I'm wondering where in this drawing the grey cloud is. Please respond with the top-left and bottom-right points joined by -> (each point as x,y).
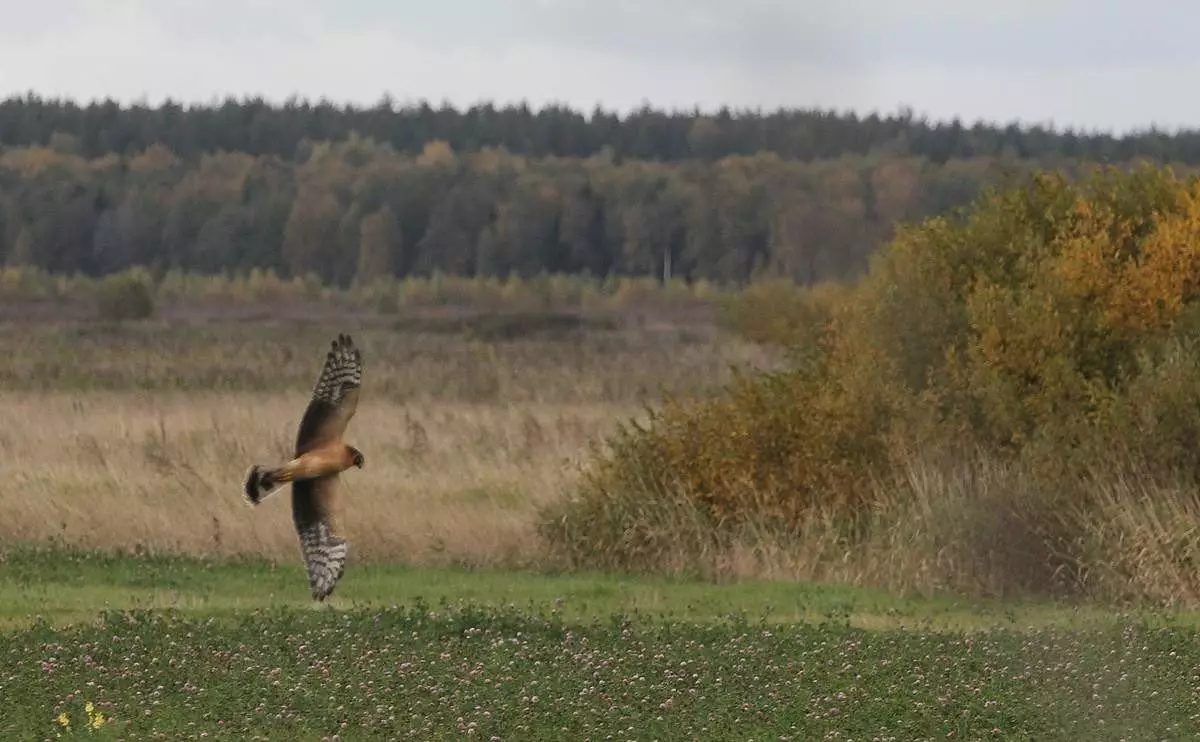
143,0 -> 320,45
35,0 -> 1200,75
306,0 -> 1200,75
0,1 -> 101,40
484,0 -> 866,68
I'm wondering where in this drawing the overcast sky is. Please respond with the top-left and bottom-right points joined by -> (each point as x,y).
2,0 -> 1196,134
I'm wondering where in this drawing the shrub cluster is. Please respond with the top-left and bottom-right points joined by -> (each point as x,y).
94,268 -> 155,321
541,164 -> 1200,603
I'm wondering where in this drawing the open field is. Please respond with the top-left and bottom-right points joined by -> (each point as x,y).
4,549 -> 1200,740
7,305 -> 1200,739
0,310 -> 776,568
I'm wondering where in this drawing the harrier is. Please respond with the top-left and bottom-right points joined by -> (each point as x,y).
243,333 -> 365,601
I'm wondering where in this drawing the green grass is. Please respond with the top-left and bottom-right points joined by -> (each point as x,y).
0,544 -> 1174,633
5,547 -> 1200,739
6,604 -> 1200,739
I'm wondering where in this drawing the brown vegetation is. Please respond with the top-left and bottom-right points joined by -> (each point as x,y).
10,163 -> 1200,610
0,312 -> 776,570
545,164 -> 1200,607
0,268 -> 725,323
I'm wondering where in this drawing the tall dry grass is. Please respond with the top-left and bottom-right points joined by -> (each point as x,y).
3,309 -> 1196,607
541,449 -> 1200,606
0,314 -> 778,569
0,392 -> 625,567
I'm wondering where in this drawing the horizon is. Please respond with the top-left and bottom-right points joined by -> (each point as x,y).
3,1 -> 1198,139
0,91 -> 1187,140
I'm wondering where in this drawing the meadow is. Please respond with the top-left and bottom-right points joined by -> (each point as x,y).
5,547 -> 1200,740
0,306 -> 774,567
4,278 -> 1200,739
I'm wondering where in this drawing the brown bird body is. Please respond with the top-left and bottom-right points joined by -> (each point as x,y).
262,445 -> 361,486
243,333 -> 365,601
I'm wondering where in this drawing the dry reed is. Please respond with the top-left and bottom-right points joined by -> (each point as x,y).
0,392 -> 632,567
0,314 -> 777,570
541,448 -> 1200,605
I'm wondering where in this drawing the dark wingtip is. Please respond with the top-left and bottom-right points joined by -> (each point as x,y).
243,466 -> 260,505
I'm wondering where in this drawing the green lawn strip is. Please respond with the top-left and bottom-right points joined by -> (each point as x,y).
2,603 -> 1198,740
4,546 -> 1199,739
4,544 -> 1184,633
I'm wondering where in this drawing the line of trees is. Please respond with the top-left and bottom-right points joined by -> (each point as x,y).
3,97 -> 1200,287
2,94 -> 1199,165
0,135 -> 1070,285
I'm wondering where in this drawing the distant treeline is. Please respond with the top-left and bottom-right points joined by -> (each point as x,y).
3,94 -> 1200,164
3,95 -> 1199,287
1,134 -> 1112,285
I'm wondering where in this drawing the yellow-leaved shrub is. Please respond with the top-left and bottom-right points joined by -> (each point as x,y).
541,163 -> 1200,600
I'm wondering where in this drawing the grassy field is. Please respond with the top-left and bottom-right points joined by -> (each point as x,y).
1,544 -> 1140,632
4,548 -> 1200,739
0,310 -> 775,568
6,305 -> 1200,739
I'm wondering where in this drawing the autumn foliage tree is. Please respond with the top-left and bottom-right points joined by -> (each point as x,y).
357,205 -> 400,282
542,164 -> 1200,589
0,132 -> 1120,288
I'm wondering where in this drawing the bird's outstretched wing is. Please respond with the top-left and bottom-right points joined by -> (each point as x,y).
291,474 -> 348,601
295,333 -> 363,454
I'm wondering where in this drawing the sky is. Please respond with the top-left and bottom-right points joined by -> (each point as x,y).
1,0 -> 1197,135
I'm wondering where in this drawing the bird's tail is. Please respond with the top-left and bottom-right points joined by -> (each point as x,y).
243,464 -> 289,505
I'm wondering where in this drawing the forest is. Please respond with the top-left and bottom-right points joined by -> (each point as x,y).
5,93 -> 1200,164
1,95 -> 1199,286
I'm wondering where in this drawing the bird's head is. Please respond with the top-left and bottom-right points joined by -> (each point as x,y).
348,445 -> 365,469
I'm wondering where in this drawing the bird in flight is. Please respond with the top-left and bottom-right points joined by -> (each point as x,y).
243,333 -> 365,601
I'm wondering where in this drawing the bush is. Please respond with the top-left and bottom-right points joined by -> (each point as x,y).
95,269 -> 155,321
716,278 -> 847,368
541,163 -> 1200,602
